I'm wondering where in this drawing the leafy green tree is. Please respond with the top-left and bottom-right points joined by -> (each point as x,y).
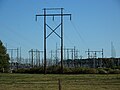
0,40 -> 10,72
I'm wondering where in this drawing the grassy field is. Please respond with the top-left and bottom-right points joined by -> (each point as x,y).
0,74 -> 120,90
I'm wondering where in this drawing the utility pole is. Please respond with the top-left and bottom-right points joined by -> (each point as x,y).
38,50 -> 40,67
56,43 -> 58,65
73,46 -> 79,67
64,47 -> 66,60
50,50 -> 53,66
39,51 -> 44,67
85,49 -> 90,59
20,47 -> 22,64
10,49 -> 13,69
36,8 -> 71,74
101,49 -> 104,67
102,49 -> 104,58
31,49 -> 34,67
16,48 -> 19,69
74,46 -> 76,67
71,49 -> 74,60
67,49 -> 69,60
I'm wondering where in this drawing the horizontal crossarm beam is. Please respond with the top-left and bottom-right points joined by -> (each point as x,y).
36,14 -> 71,21
36,14 -> 71,16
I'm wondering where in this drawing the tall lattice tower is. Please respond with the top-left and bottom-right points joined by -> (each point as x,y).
111,42 -> 116,58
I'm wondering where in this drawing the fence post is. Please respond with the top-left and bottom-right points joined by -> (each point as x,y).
58,79 -> 61,90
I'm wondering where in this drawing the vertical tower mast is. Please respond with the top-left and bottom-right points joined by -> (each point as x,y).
36,8 -> 71,74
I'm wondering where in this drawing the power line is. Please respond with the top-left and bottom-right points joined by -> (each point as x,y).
70,20 -> 88,48
52,15 -> 75,46
0,23 -> 40,49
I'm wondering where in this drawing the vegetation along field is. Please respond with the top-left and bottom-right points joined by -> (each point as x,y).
0,74 -> 120,90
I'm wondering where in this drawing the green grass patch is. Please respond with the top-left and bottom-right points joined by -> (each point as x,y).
0,74 -> 120,90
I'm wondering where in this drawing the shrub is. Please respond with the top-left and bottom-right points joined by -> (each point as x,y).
104,68 -> 112,72
63,67 -> 72,74
15,68 -> 26,73
109,69 -> 120,74
47,66 -> 61,74
13,66 -> 120,74
15,67 -> 44,74
112,66 -> 120,69
70,67 -> 83,74
97,69 -> 108,74
0,68 -> 2,72
84,68 -> 97,74
63,68 -> 97,74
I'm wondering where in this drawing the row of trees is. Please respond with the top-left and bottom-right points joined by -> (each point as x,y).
14,66 -> 120,74
0,40 -> 10,72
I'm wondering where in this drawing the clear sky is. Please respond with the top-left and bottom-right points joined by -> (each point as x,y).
0,0 -> 120,58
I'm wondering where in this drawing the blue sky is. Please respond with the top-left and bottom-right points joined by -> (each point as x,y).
0,0 -> 120,58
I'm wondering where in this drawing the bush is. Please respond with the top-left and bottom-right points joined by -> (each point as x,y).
15,68 -> 26,73
70,67 -> 83,74
0,68 -> 9,73
112,66 -> 120,69
109,69 -> 120,74
15,67 -> 44,74
97,69 -> 108,74
104,68 -> 112,72
84,68 -> 97,74
66,68 -> 97,74
13,66 -> 120,74
47,66 -> 61,74
63,67 -> 72,74
0,68 -> 3,72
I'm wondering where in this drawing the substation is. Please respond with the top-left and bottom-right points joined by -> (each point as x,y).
6,8 -> 120,73
8,47 -> 120,70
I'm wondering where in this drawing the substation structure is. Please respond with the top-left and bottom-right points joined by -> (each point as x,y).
63,49 -> 120,68
7,48 -> 20,70
8,48 -> 120,70
7,8 -> 120,71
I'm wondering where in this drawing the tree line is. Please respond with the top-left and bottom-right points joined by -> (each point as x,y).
0,40 -> 10,72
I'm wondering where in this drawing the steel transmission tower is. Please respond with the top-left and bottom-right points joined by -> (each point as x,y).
111,42 -> 116,58
36,8 -> 71,74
